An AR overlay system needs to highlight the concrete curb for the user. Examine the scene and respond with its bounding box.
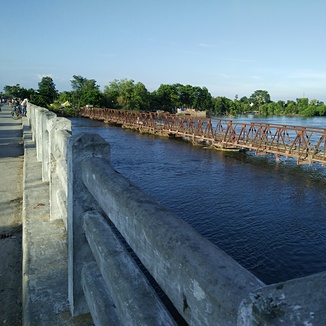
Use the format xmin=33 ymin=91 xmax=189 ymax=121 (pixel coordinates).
xmin=21 ymin=117 xmax=93 ymax=325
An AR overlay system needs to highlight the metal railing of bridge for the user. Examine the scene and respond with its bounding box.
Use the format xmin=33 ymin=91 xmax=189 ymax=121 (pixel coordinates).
xmin=80 ymin=107 xmax=326 ymax=166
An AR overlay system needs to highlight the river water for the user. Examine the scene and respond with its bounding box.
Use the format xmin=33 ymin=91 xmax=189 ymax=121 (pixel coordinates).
xmin=71 ymin=115 xmax=326 ymax=285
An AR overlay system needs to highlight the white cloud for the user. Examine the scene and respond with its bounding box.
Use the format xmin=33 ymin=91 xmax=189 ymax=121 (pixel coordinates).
xmin=36 ymin=74 xmax=53 ymax=80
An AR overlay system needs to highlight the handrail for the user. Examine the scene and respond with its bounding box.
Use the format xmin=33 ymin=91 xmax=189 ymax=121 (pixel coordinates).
xmin=28 ymin=104 xmax=71 ymax=227
xmin=67 ymin=133 xmax=263 ymax=324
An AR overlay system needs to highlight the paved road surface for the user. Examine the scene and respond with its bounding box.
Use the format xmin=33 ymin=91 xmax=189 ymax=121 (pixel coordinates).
xmin=0 ymin=104 xmax=23 ymax=325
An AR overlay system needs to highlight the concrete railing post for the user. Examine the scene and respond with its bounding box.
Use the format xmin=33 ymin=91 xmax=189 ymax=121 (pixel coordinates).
xmin=27 ymin=104 xmax=36 ymax=141
xmin=49 ymin=118 xmax=71 ymax=225
xmin=42 ymin=111 xmax=57 ymax=182
xmin=34 ymin=107 xmax=47 ymax=162
xmin=67 ymin=133 xmax=110 ymax=316
xmin=238 ymin=271 xmax=326 ymax=325
xmin=25 ymin=103 xmax=30 ymax=125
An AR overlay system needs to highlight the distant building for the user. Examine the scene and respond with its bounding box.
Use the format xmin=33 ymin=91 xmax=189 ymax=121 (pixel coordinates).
xmin=176 ymin=108 xmax=206 ymax=118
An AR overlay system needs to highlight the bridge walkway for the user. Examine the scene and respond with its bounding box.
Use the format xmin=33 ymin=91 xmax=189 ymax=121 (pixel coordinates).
xmin=0 ymin=105 xmax=93 ymax=325
xmin=0 ymin=104 xmax=23 ymax=325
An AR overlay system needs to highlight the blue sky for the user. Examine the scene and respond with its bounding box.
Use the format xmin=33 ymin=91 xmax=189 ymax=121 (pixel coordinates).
xmin=1 ymin=0 xmax=326 ymax=102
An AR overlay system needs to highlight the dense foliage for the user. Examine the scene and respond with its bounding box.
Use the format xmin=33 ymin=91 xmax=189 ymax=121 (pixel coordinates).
xmin=2 ymin=76 xmax=326 ymax=117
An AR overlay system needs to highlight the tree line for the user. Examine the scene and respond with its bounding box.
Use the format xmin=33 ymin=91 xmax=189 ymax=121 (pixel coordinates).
xmin=2 ymin=75 xmax=326 ymax=117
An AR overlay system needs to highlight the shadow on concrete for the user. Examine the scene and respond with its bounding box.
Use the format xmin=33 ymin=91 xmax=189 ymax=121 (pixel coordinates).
xmin=0 ymin=122 xmax=22 ymax=127
xmin=0 ymin=127 xmax=23 ymax=158
xmin=0 ymin=223 xmax=23 ymax=325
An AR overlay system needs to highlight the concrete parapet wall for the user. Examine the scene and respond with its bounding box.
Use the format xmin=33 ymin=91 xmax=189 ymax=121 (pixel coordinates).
xmin=83 ymin=210 xmax=175 ymax=325
xmin=82 ymin=150 xmax=263 ymax=324
xmin=238 ymin=271 xmax=326 ymax=325
xmin=26 ymin=105 xmax=326 ymax=325
xmin=27 ymin=104 xmax=71 ymax=226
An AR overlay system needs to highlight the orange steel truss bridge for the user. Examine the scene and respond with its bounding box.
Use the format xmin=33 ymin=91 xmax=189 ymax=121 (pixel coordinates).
xmin=80 ymin=107 xmax=326 ymax=166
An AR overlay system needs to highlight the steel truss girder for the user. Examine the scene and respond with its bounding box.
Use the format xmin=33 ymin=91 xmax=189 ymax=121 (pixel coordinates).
xmin=80 ymin=108 xmax=326 ymax=165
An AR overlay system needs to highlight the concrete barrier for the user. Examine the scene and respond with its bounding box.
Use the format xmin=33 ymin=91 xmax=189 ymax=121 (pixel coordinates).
xmin=26 ymin=104 xmax=326 ymax=325
xmin=28 ymin=104 xmax=71 ymax=226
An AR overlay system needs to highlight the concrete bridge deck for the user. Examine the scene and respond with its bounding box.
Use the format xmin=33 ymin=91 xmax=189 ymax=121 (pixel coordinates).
xmin=1 ymin=103 xmax=325 ymax=325
xmin=0 ymin=105 xmax=23 ymax=325
xmin=0 ymin=105 xmax=93 ymax=325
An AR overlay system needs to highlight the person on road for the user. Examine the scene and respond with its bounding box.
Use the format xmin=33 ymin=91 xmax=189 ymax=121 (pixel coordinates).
xmin=21 ymin=98 xmax=28 ymax=116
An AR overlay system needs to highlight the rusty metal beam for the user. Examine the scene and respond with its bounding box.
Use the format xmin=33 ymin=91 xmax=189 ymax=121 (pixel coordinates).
xmin=79 ymin=108 xmax=326 ymax=166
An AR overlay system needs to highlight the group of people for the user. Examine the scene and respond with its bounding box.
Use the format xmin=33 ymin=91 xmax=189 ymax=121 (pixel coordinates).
xmin=10 ymin=98 xmax=28 ymax=116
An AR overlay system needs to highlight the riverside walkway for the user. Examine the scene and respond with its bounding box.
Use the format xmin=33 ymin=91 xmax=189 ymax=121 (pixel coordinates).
xmin=0 ymin=104 xmax=93 ymax=325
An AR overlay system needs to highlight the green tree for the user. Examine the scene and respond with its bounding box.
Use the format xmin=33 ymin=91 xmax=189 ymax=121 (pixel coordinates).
xmin=179 ymin=84 xmax=193 ymax=108
xmin=71 ymin=75 xmax=97 ymax=92
xmin=233 ymin=94 xmax=245 ymax=114
xmin=284 ymin=100 xmax=297 ymax=115
xmin=239 ymin=96 xmax=251 ymax=114
xmin=249 ymin=90 xmax=271 ymax=114
xmin=296 ymin=98 xmax=309 ymax=115
xmin=3 ymin=84 xmax=30 ymax=99
xmin=250 ymin=90 xmax=271 ymax=104
xmin=70 ymin=75 xmax=102 ymax=108
xmin=117 ymin=79 xmax=135 ymax=109
xmin=37 ymin=76 xmax=58 ymax=105
xmin=301 ymin=99 xmax=326 ymax=117
xmin=30 ymin=93 xmax=49 ymax=107
xmin=213 ymin=96 xmax=232 ymax=115
xmin=57 ymin=91 xmax=73 ymax=104
xmin=104 ymin=79 xmax=149 ymax=110
xmin=316 ymin=104 xmax=326 ymax=116
xmin=192 ymin=86 xmax=213 ymax=111
xmin=103 ymin=79 xmax=122 ymax=108
xmin=131 ymin=82 xmax=149 ymax=111
xmin=275 ymin=100 xmax=285 ymax=115
xmin=80 ymin=88 xmax=103 ymax=107
xmin=153 ymin=84 xmax=180 ymax=112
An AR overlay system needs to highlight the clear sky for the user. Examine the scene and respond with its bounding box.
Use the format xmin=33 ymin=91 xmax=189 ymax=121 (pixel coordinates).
xmin=1 ymin=0 xmax=326 ymax=102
